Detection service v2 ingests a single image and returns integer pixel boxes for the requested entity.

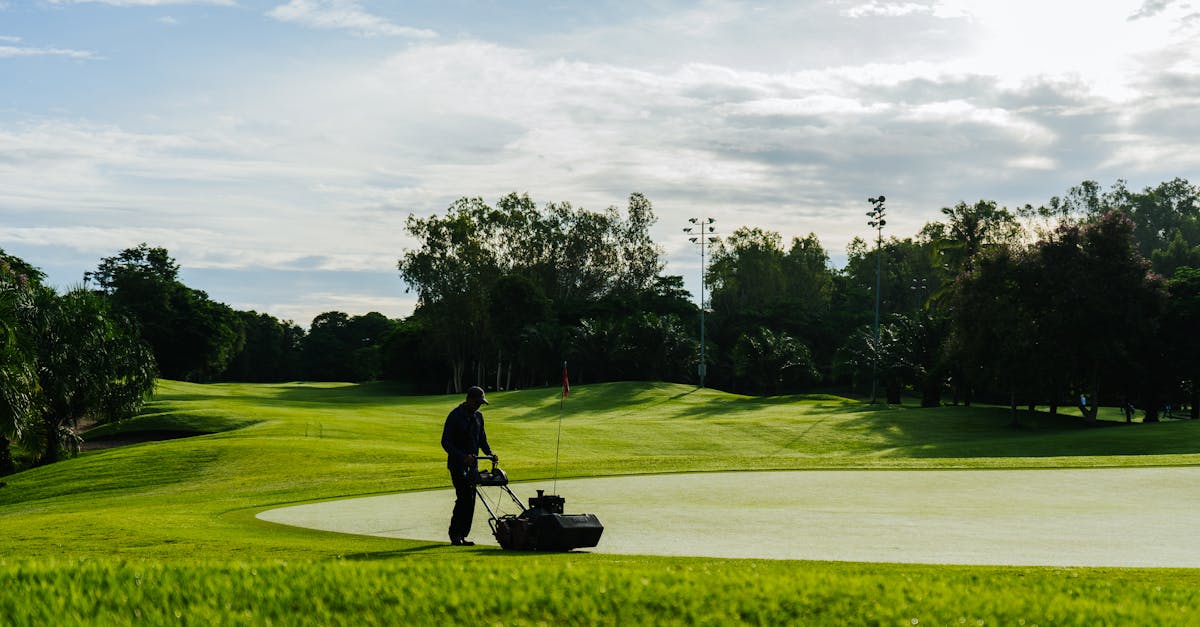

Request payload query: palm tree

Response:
[30,286,156,465]
[0,281,37,474]
[733,327,819,395]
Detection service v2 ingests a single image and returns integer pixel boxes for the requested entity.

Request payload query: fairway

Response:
[259,466,1200,567]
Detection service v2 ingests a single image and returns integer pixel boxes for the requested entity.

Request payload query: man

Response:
[440,385,496,546]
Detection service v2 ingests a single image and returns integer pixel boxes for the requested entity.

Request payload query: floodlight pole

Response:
[684,217,719,388]
[867,196,887,404]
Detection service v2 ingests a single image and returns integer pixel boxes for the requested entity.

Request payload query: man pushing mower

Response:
[440,385,494,546]
[440,384,603,551]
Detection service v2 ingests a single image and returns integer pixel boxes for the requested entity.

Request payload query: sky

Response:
[2,0,1199,326]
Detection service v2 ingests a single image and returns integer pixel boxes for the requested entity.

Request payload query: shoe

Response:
[450,537,475,546]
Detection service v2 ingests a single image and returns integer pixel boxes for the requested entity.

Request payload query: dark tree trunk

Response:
[885,380,902,405]
[1145,388,1162,422]
[38,419,59,466]
[0,435,13,475]
[920,380,941,408]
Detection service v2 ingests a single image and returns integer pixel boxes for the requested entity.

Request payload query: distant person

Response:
[441,385,496,546]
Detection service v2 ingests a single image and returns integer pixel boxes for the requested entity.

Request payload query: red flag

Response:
[562,362,570,398]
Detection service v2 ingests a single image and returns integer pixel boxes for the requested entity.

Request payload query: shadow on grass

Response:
[837,403,1200,457]
[339,542,452,560]
[152,381,416,406]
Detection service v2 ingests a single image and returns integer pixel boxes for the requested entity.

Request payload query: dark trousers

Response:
[448,467,476,539]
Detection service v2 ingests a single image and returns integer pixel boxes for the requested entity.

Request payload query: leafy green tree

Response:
[836,315,928,405]
[398,192,670,391]
[28,286,156,465]
[949,245,1044,422]
[934,200,1022,274]
[1151,231,1200,278]
[1164,267,1200,419]
[89,244,243,381]
[952,212,1166,421]
[733,327,819,395]
[220,311,304,382]
[488,274,552,390]
[398,198,504,392]
[615,313,697,383]
[1105,178,1200,259]
[888,310,951,408]
[1042,213,1165,420]
[380,316,443,392]
[299,311,397,382]
[0,253,41,473]
[708,228,839,388]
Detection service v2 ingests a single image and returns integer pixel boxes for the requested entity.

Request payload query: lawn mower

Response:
[472,455,604,551]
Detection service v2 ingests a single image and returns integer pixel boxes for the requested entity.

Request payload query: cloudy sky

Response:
[2,0,1198,325]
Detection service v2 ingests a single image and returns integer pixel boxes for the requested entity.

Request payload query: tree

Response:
[299,311,397,382]
[1039,213,1165,420]
[1106,178,1200,259]
[949,245,1044,422]
[488,274,552,390]
[1164,267,1200,419]
[950,212,1166,421]
[380,316,443,392]
[89,244,243,381]
[28,286,156,465]
[733,327,819,395]
[0,253,40,473]
[1151,231,1200,278]
[398,192,671,392]
[707,228,841,389]
[220,311,303,382]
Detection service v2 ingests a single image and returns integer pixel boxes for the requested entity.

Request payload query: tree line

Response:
[394,181,1200,423]
[3,178,1198,470]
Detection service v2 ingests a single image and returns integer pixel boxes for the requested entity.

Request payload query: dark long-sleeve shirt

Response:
[441,403,492,471]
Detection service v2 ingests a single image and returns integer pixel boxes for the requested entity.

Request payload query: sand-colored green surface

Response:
[259,466,1200,567]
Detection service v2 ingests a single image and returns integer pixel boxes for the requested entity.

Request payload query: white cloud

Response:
[844,2,935,18]
[0,35,21,43]
[47,0,233,5]
[0,45,96,59]
[267,0,436,39]
[1128,0,1176,20]
[1005,156,1058,170]
[267,293,416,326]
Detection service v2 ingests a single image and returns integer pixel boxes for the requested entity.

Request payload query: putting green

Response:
[258,468,1200,567]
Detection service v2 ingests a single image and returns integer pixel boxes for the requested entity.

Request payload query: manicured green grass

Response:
[2,558,1197,625]
[1,380,1197,624]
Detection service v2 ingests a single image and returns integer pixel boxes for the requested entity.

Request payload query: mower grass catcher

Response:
[472,456,604,551]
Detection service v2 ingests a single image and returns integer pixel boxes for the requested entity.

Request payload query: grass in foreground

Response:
[1,380,1197,624]
[2,558,1198,625]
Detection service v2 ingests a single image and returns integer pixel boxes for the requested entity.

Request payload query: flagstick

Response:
[553,361,566,495]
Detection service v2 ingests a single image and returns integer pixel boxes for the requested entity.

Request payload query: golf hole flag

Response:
[562,362,570,398]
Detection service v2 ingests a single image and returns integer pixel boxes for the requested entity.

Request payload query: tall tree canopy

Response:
[89,244,243,382]
[397,192,679,392]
